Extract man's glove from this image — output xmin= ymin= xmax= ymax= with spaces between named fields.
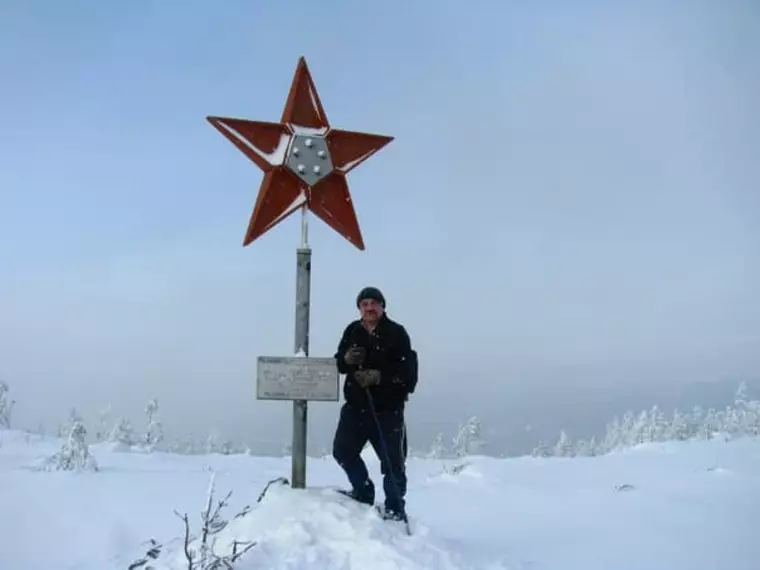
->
xmin=355 ymin=369 xmax=381 ymax=388
xmin=344 ymin=346 xmax=366 ymax=366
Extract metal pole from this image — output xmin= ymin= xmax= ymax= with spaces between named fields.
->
xmin=292 ymin=206 xmax=311 ymax=488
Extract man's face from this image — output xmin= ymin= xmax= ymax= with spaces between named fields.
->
xmin=359 ymin=298 xmax=384 ymax=322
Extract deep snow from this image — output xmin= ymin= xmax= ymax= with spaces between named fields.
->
xmin=1 ymin=430 xmax=758 ymax=570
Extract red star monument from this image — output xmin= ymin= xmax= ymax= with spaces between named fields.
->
xmin=207 ymin=57 xmax=394 ymax=250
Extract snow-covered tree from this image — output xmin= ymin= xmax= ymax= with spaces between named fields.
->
xmin=666 ymin=409 xmax=691 ymax=441
xmin=57 ymin=408 xmax=83 ymax=438
xmin=744 ymin=401 xmax=760 ymax=436
xmin=452 ymin=417 xmax=484 ymax=458
xmin=95 ymin=405 xmax=112 ymax=442
xmin=699 ymin=408 xmax=719 ymax=440
xmin=619 ymin=411 xmax=636 ymax=446
xmin=0 ymin=381 xmax=14 ymax=429
xmin=647 ymin=405 xmax=668 ymax=442
xmin=600 ymin=416 xmax=623 ymax=453
xmin=427 ymin=433 xmax=446 ymax=459
xmin=553 ymin=430 xmax=574 ymax=457
xmin=574 ymin=436 xmax=598 ymax=457
xmin=531 ymin=440 xmax=552 ymax=458
xmin=690 ymin=405 xmax=704 ymax=434
xmin=39 ymin=416 xmax=98 ymax=472
xmin=206 ymin=430 xmax=220 ymax=455
xmin=629 ymin=410 xmax=650 ymax=444
xmin=143 ymin=398 xmax=164 ymax=451
xmin=734 ymin=382 xmax=760 ymax=436
xmin=109 ymin=417 xmax=137 ymax=450
xmin=587 ymin=436 xmax=599 ymax=456
xmin=721 ymin=405 xmax=742 ymax=437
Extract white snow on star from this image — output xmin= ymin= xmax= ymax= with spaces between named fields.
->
xmin=220 ymin=125 xmax=291 ymax=166
xmin=290 ymin=125 xmax=329 ymax=136
xmin=337 ymin=149 xmax=376 ymax=173
xmin=268 ymin=192 xmax=307 ymax=229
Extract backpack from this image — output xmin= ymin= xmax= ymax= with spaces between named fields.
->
xmin=403 ymin=349 xmax=419 ymax=394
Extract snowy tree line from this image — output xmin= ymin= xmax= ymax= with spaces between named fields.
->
xmin=0 ymin=382 xmax=269 ymax=456
xmin=419 ymin=383 xmax=759 ymax=461
xmin=1 ymin=380 xmax=758 ymax=463
xmin=54 ymin=400 xmax=168 ymax=453
xmin=82 ymin=400 xmax=249 ymax=455
xmin=529 ymin=382 xmax=760 ymax=458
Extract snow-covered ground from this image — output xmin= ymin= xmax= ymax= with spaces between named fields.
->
xmin=1 ymin=430 xmax=758 ymax=570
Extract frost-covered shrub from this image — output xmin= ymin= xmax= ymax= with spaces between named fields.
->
xmin=37 ymin=418 xmax=98 ymax=472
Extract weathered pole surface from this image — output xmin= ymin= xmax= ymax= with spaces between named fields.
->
xmin=292 ymin=208 xmax=311 ymax=489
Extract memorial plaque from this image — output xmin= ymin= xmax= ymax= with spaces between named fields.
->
xmin=256 ymin=356 xmax=339 ymax=401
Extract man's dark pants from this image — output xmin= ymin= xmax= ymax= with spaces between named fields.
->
xmin=332 ymin=402 xmax=407 ymax=513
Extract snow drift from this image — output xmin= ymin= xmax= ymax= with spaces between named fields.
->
xmin=1 ymin=429 xmax=758 ymax=570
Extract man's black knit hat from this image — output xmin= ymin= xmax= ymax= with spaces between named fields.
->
xmin=356 ymin=286 xmax=386 ymax=308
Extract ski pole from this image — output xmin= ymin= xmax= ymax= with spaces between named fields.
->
xmin=365 ymin=388 xmax=411 ymax=535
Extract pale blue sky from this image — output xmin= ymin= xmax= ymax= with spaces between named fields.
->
xmin=1 ymin=0 xmax=757 ymax=453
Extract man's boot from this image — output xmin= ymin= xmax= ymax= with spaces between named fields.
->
xmin=382 ymin=497 xmax=406 ymax=521
xmin=337 ymin=478 xmax=375 ymax=506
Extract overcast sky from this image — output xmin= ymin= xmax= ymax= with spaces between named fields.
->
xmin=1 ymin=0 xmax=757 ymax=455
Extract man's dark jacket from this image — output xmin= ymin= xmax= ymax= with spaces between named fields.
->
xmin=335 ymin=314 xmax=416 ymax=412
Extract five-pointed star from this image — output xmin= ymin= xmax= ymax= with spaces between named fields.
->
xmin=207 ymin=57 xmax=393 ymax=250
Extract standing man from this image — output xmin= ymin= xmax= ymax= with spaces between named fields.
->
xmin=332 ymin=286 xmax=418 ymax=521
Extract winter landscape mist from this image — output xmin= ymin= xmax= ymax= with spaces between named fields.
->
xmin=3 ymin=1 xmax=759 ymax=569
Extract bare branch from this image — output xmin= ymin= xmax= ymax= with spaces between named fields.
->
xmin=132 ymin=476 xmax=274 ymax=569
xmin=233 ymin=505 xmax=251 ymax=519
xmin=173 ymin=511 xmax=193 ymax=570
xmin=256 ymin=476 xmax=289 ymax=503
xmin=230 ymin=540 xmax=257 ymax=561
xmin=127 ymin=538 xmax=162 ymax=569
